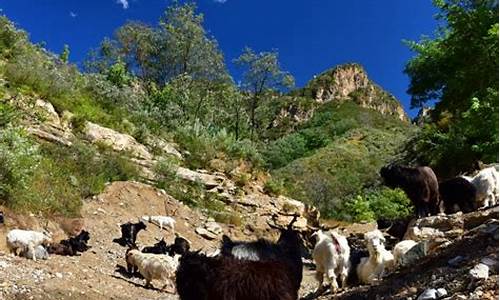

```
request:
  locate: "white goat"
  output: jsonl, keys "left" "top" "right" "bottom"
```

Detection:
{"left": 462, "top": 166, "right": 499, "bottom": 208}
{"left": 141, "top": 216, "right": 176, "bottom": 232}
{"left": 392, "top": 240, "right": 417, "bottom": 267}
{"left": 21, "top": 245, "right": 49, "bottom": 260}
{"left": 6, "top": 229, "right": 52, "bottom": 261}
{"left": 356, "top": 230, "right": 394, "bottom": 284}
{"left": 126, "top": 249, "right": 180, "bottom": 293}
{"left": 312, "top": 229, "right": 350, "bottom": 293}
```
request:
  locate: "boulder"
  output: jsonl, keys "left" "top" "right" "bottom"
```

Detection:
{"left": 83, "top": 121, "right": 152, "bottom": 160}
{"left": 176, "top": 167, "right": 225, "bottom": 188}
{"left": 34, "top": 99, "right": 60, "bottom": 125}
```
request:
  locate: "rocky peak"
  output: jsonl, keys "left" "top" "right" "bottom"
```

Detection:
{"left": 304, "top": 63, "right": 409, "bottom": 122}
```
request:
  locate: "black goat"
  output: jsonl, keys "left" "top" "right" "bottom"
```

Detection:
{"left": 113, "top": 221, "right": 147, "bottom": 247}
{"left": 219, "top": 215, "right": 304, "bottom": 292}
{"left": 166, "top": 236, "right": 190, "bottom": 256}
{"left": 142, "top": 238, "right": 169, "bottom": 254}
{"left": 380, "top": 164, "right": 440, "bottom": 218}
{"left": 376, "top": 217, "right": 412, "bottom": 241}
{"left": 439, "top": 176, "right": 476, "bottom": 214}
{"left": 141, "top": 236, "right": 190, "bottom": 256}
{"left": 48, "top": 230, "right": 90, "bottom": 256}
{"left": 176, "top": 252, "right": 297, "bottom": 300}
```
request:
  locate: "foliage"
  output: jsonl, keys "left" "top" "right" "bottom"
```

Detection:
{"left": 234, "top": 47, "right": 295, "bottom": 139}
{"left": 405, "top": 0, "right": 498, "bottom": 113}
{"left": 339, "top": 188, "right": 412, "bottom": 222}
{"left": 263, "top": 177, "right": 285, "bottom": 196}
{"left": 403, "top": 0, "right": 499, "bottom": 176}
{"left": 263, "top": 102, "right": 409, "bottom": 169}
{"left": 404, "top": 91, "right": 499, "bottom": 176}
{"left": 270, "top": 105, "right": 411, "bottom": 217}
{"left": 87, "top": 2, "right": 229, "bottom": 85}
{"left": 40, "top": 141, "right": 139, "bottom": 199}
{"left": 174, "top": 122, "right": 263, "bottom": 170}
{"left": 0, "top": 126, "right": 41, "bottom": 203}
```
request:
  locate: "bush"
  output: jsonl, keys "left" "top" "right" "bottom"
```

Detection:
{"left": 336, "top": 188, "right": 412, "bottom": 222}
{"left": 0, "top": 126, "right": 41, "bottom": 203}
{"left": 263, "top": 177, "right": 285, "bottom": 196}
{"left": 174, "top": 122, "right": 263, "bottom": 170}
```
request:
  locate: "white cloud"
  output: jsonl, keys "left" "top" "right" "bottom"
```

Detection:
{"left": 69, "top": 11, "right": 77, "bottom": 18}
{"left": 214, "top": 0, "right": 228, "bottom": 3}
{"left": 116, "top": 0, "right": 129, "bottom": 9}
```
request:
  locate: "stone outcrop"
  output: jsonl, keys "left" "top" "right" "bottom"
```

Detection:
{"left": 83, "top": 121, "right": 152, "bottom": 160}
{"left": 304, "top": 63, "right": 408, "bottom": 122}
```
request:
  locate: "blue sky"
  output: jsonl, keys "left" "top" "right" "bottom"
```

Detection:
{"left": 0, "top": 0, "right": 438, "bottom": 117}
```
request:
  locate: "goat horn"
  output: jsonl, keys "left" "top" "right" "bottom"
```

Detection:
{"left": 287, "top": 215, "right": 299, "bottom": 230}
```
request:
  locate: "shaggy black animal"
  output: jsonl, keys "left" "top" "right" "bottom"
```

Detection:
{"left": 220, "top": 216, "right": 304, "bottom": 292}
{"left": 439, "top": 177, "right": 476, "bottom": 214}
{"left": 166, "top": 236, "right": 190, "bottom": 256}
{"left": 376, "top": 217, "right": 412, "bottom": 240}
{"left": 113, "top": 221, "right": 147, "bottom": 247}
{"left": 0, "top": 211, "right": 4, "bottom": 224}
{"left": 142, "top": 238, "right": 169, "bottom": 254}
{"left": 176, "top": 252, "right": 297, "bottom": 300}
{"left": 52, "top": 229, "right": 91, "bottom": 255}
{"left": 380, "top": 164, "right": 440, "bottom": 218}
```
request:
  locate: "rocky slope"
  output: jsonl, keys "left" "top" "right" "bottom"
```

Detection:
{"left": 0, "top": 182, "right": 497, "bottom": 300}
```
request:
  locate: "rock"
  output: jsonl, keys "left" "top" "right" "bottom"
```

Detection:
{"left": 55, "top": 272, "right": 63, "bottom": 279}
{"left": 469, "top": 263, "right": 489, "bottom": 280}
{"left": 27, "top": 127, "right": 73, "bottom": 146}
{"left": 448, "top": 256, "right": 466, "bottom": 268}
{"left": 400, "top": 241, "right": 428, "bottom": 267}
{"left": 417, "top": 288, "right": 437, "bottom": 300}
{"left": 480, "top": 256, "right": 499, "bottom": 274}
{"left": 195, "top": 227, "right": 217, "bottom": 240}
{"left": 83, "top": 121, "right": 152, "bottom": 160}
{"left": 176, "top": 167, "right": 225, "bottom": 188}
{"left": 205, "top": 221, "right": 222, "bottom": 235}
{"left": 279, "top": 197, "right": 305, "bottom": 216}
{"left": 34, "top": 99, "right": 60, "bottom": 125}
{"left": 436, "top": 288, "right": 447, "bottom": 298}
{"left": 144, "top": 136, "right": 183, "bottom": 159}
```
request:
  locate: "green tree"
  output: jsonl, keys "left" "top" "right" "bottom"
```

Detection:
{"left": 86, "top": 2, "right": 228, "bottom": 86}
{"left": 405, "top": 0, "right": 498, "bottom": 114}
{"left": 234, "top": 47, "right": 295, "bottom": 139}
{"left": 60, "top": 44, "right": 70, "bottom": 63}
{"left": 403, "top": 0, "right": 498, "bottom": 175}
{"left": 158, "top": 2, "right": 228, "bottom": 84}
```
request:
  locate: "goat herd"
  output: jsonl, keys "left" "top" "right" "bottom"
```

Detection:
{"left": 2, "top": 163, "right": 499, "bottom": 300}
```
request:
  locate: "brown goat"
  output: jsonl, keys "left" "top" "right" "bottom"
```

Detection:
{"left": 380, "top": 164, "right": 440, "bottom": 218}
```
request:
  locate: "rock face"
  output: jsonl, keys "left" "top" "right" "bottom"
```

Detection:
{"left": 83, "top": 121, "right": 152, "bottom": 160}
{"left": 304, "top": 63, "right": 408, "bottom": 122}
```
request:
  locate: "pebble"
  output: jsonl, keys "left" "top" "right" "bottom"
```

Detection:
{"left": 469, "top": 263, "right": 489, "bottom": 280}
{"left": 55, "top": 272, "right": 63, "bottom": 279}
{"left": 436, "top": 288, "right": 447, "bottom": 298}
{"left": 417, "top": 288, "right": 437, "bottom": 300}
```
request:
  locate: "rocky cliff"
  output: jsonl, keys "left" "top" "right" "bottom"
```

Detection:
{"left": 301, "top": 63, "right": 408, "bottom": 122}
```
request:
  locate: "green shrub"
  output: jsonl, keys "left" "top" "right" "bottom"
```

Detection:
{"left": 0, "top": 126, "right": 41, "bottom": 203}
{"left": 367, "top": 188, "right": 413, "bottom": 220}
{"left": 343, "top": 195, "right": 375, "bottom": 222}
{"left": 263, "top": 177, "right": 285, "bottom": 196}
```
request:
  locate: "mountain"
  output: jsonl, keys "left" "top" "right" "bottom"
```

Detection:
{"left": 296, "top": 63, "right": 408, "bottom": 122}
